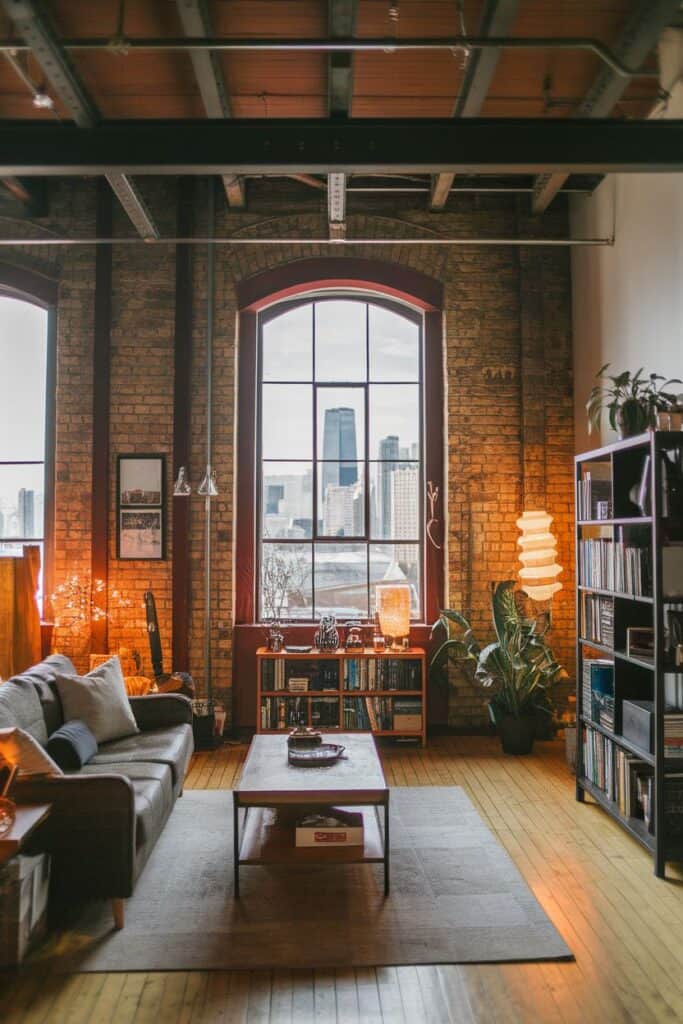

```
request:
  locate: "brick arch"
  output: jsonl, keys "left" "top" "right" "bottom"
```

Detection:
{"left": 236, "top": 257, "right": 443, "bottom": 313}
{"left": 0, "top": 262, "right": 57, "bottom": 308}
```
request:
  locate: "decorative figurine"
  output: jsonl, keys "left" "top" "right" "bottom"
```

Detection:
{"left": 266, "top": 620, "right": 284, "bottom": 653}
{"left": 313, "top": 614, "right": 339, "bottom": 651}
{"left": 344, "top": 621, "right": 363, "bottom": 649}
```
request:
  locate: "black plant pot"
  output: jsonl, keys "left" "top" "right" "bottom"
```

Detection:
{"left": 495, "top": 713, "right": 537, "bottom": 755}
{"left": 616, "top": 399, "right": 649, "bottom": 439}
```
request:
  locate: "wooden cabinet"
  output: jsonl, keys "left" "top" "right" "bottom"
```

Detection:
{"left": 256, "top": 647, "right": 427, "bottom": 747}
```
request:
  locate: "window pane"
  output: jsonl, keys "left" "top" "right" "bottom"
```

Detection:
{"left": 317, "top": 388, "right": 364, "bottom": 465}
{"left": 260, "top": 543, "right": 312, "bottom": 620}
{"left": 0, "top": 463, "right": 44, "bottom": 538}
{"left": 369, "top": 305, "right": 419, "bottom": 382}
{"left": 370, "top": 462, "right": 419, "bottom": 540}
{"left": 262, "top": 304, "right": 312, "bottom": 381}
{"left": 369, "top": 544, "right": 420, "bottom": 618}
{"left": 262, "top": 462, "right": 312, "bottom": 538}
{"left": 0, "top": 298, "right": 48, "bottom": 460}
{"left": 314, "top": 543, "right": 368, "bottom": 618}
{"left": 262, "top": 384, "right": 312, "bottom": 459}
{"left": 315, "top": 301, "right": 366, "bottom": 381}
{"left": 318, "top": 462, "right": 364, "bottom": 537}
{"left": 369, "top": 385, "right": 419, "bottom": 460}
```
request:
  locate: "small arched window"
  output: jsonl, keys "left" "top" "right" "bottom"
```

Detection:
{"left": 257, "top": 294, "right": 424, "bottom": 622}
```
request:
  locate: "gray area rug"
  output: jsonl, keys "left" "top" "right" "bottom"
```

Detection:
{"left": 36, "top": 787, "right": 571, "bottom": 971}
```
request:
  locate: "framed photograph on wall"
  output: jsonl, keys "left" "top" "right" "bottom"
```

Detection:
{"left": 116, "top": 455, "right": 165, "bottom": 560}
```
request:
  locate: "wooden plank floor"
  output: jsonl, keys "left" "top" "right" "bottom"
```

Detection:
{"left": 4, "top": 734, "right": 683, "bottom": 1023}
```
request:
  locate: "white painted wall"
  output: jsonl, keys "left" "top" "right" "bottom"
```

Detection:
{"left": 571, "top": 32, "right": 683, "bottom": 452}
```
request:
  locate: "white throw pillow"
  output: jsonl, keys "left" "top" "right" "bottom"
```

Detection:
{"left": 0, "top": 727, "right": 63, "bottom": 776}
{"left": 55, "top": 656, "right": 140, "bottom": 744}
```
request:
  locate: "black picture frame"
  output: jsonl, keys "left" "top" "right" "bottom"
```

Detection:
{"left": 116, "top": 454, "right": 166, "bottom": 560}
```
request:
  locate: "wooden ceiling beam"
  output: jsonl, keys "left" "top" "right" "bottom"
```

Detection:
{"left": 531, "top": 0, "right": 680, "bottom": 214}
{"left": 431, "top": 0, "right": 519, "bottom": 211}
{"left": 2, "top": 118, "right": 683, "bottom": 177}
{"left": 175, "top": 0, "right": 245, "bottom": 209}
{"left": 0, "top": 0, "right": 160, "bottom": 238}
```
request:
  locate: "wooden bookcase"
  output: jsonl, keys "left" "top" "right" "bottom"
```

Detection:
{"left": 256, "top": 646, "right": 427, "bottom": 747}
{"left": 575, "top": 431, "right": 683, "bottom": 877}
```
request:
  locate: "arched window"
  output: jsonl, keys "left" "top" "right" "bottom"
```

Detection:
{"left": 258, "top": 294, "right": 423, "bottom": 621}
{"left": 0, "top": 285, "right": 55, "bottom": 608}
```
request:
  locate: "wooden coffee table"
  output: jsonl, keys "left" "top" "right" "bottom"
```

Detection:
{"left": 233, "top": 733, "right": 390, "bottom": 896}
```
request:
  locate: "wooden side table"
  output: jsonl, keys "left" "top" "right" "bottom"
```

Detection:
{"left": 0, "top": 803, "right": 51, "bottom": 966}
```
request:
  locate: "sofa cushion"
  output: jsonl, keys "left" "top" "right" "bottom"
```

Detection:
{"left": 0, "top": 682, "right": 49, "bottom": 745}
{"left": 55, "top": 657, "right": 139, "bottom": 744}
{"left": 0, "top": 726, "right": 63, "bottom": 776}
{"left": 80, "top": 759, "right": 173, "bottom": 848}
{"left": 90, "top": 724, "right": 193, "bottom": 786}
{"left": 13, "top": 654, "right": 75, "bottom": 738}
{"left": 46, "top": 719, "right": 98, "bottom": 771}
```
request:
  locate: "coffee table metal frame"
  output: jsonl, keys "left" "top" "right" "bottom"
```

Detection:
{"left": 233, "top": 734, "right": 390, "bottom": 897}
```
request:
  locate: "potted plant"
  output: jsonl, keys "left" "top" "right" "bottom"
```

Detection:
{"left": 586, "top": 365, "right": 682, "bottom": 439}
{"left": 430, "top": 580, "right": 565, "bottom": 755}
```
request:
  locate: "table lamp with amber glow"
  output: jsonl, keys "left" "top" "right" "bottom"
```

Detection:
{"left": 376, "top": 583, "right": 411, "bottom": 650}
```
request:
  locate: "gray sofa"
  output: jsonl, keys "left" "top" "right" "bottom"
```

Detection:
{"left": 0, "top": 653, "right": 194, "bottom": 928}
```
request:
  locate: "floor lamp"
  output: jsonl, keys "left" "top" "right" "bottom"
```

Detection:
{"left": 173, "top": 178, "right": 219, "bottom": 740}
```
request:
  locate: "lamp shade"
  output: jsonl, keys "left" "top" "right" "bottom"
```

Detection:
{"left": 376, "top": 583, "right": 411, "bottom": 642}
{"left": 516, "top": 510, "right": 563, "bottom": 601}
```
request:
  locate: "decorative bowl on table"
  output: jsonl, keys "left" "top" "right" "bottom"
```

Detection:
{"left": 288, "top": 743, "right": 346, "bottom": 768}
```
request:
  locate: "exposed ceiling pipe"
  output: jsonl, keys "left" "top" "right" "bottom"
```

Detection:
{"left": 0, "top": 36, "right": 660, "bottom": 79}
{"left": 0, "top": 235, "right": 613, "bottom": 246}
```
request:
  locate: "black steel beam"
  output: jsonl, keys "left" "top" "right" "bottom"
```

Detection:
{"left": 0, "top": 119, "right": 682, "bottom": 177}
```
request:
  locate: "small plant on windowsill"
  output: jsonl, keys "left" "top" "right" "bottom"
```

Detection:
{"left": 430, "top": 580, "right": 566, "bottom": 755}
{"left": 586, "top": 364, "right": 682, "bottom": 439}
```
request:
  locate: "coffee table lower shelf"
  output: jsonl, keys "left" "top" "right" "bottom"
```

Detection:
{"left": 233, "top": 799, "right": 390, "bottom": 896}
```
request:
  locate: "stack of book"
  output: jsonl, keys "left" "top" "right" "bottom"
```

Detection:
{"left": 583, "top": 726, "right": 614, "bottom": 797}
{"left": 580, "top": 592, "right": 614, "bottom": 647}
{"left": 664, "top": 714, "right": 683, "bottom": 758}
{"left": 583, "top": 725, "right": 653, "bottom": 824}
{"left": 393, "top": 699, "right": 423, "bottom": 732}
{"left": 310, "top": 697, "right": 339, "bottom": 727}
{"left": 260, "top": 696, "right": 307, "bottom": 730}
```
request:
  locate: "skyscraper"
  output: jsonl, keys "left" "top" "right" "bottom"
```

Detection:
{"left": 18, "top": 488, "right": 35, "bottom": 538}
{"left": 379, "top": 435, "right": 399, "bottom": 538}
{"left": 321, "top": 407, "right": 358, "bottom": 498}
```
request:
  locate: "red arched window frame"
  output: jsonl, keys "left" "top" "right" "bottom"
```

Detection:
{"left": 233, "top": 258, "right": 444, "bottom": 727}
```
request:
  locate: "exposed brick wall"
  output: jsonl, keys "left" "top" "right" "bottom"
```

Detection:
{"left": 3, "top": 178, "right": 575, "bottom": 728}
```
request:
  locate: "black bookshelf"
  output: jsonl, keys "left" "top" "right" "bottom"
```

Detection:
{"left": 575, "top": 431, "right": 683, "bottom": 878}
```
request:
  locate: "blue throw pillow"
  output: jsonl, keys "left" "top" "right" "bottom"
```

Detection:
{"left": 46, "top": 719, "right": 98, "bottom": 771}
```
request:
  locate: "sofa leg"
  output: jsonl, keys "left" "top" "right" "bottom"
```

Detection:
{"left": 112, "top": 898, "right": 125, "bottom": 930}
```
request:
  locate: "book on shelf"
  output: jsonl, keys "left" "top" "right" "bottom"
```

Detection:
{"left": 578, "top": 533, "right": 652, "bottom": 597}
{"left": 260, "top": 696, "right": 307, "bottom": 730}
{"left": 577, "top": 467, "right": 611, "bottom": 521}
{"left": 664, "top": 714, "right": 683, "bottom": 758}
{"left": 580, "top": 592, "right": 614, "bottom": 647}
{"left": 582, "top": 725, "right": 652, "bottom": 821}
{"left": 343, "top": 657, "right": 422, "bottom": 692}
{"left": 582, "top": 658, "right": 614, "bottom": 727}
{"left": 310, "top": 697, "right": 339, "bottom": 727}
{"left": 626, "top": 627, "right": 654, "bottom": 660}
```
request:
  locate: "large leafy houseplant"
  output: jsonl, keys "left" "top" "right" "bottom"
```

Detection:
{"left": 586, "top": 364, "right": 681, "bottom": 438}
{"left": 431, "top": 581, "right": 564, "bottom": 753}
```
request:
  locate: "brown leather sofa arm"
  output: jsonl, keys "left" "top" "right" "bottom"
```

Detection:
{"left": 13, "top": 772, "right": 137, "bottom": 898}
{"left": 129, "top": 693, "right": 193, "bottom": 730}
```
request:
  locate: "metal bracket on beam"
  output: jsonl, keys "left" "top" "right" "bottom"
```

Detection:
{"left": 328, "top": 171, "right": 346, "bottom": 240}
{"left": 105, "top": 173, "right": 159, "bottom": 240}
